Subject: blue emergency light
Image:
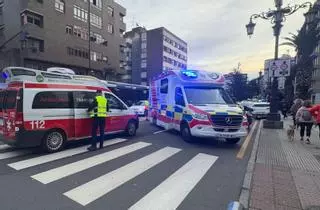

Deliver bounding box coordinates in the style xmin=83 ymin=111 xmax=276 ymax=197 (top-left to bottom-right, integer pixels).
xmin=2 ymin=72 xmax=9 ymax=79
xmin=181 ymin=70 xmax=198 ymax=78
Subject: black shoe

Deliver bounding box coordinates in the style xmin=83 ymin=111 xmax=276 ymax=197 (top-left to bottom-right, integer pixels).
xmin=87 ymin=146 xmax=97 ymax=151
xmin=99 ymin=144 xmax=103 ymax=149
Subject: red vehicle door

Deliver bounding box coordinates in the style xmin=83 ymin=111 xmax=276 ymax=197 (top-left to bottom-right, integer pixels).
xmin=105 ymin=93 xmax=126 ymax=132
xmin=2 ymin=88 xmax=20 ymax=140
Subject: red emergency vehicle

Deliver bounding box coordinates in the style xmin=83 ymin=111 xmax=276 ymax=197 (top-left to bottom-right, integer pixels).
xmin=0 ymin=67 xmax=139 ymax=152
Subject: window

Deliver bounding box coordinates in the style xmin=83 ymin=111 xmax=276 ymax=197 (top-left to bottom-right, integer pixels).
xmin=66 ymin=26 xmax=73 ymax=34
xmin=3 ymin=90 xmax=17 ymax=109
xmin=184 ymin=87 xmax=234 ymax=105
xmin=141 ymin=72 xmax=147 ymax=78
xmin=141 ymin=53 xmax=147 ymax=59
xmin=22 ymin=12 xmax=43 ymax=28
xmin=27 ymin=38 xmax=44 ymax=52
xmin=107 ymin=6 xmax=114 ymax=17
xmin=92 ymin=33 xmax=105 ymax=44
xmin=32 ymin=91 xmax=72 ymax=109
xmin=175 ymin=87 xmax=185 ymax=107
xmin=107 ymin=23 xmax=114 ymax=34
xmin=67 ymin=47 xmax=89 ymax=59
xmin=74 ymin=5 xmax=88 ymax=22
xmin=0 ymin=91 xmax=4 ymax=111
xmin=73 ymin=25 xmax=88 ymax=40
xmin=105 ymin=93 xmax=125 ymax=109
xmin=55 ymin=0 xmax=65 ymax=13
xmin=74 ymin=91 xmax=96 ymax=108
xmin=141 ymin=60 xmax=147 ymax=68
xmin=90 ymin=13 xmax=102 ymax=28
xmin=90 ymin=0 xmax=102 ymax=9
xmin=141 ymin=82 xmax=147 ymax=86
xmin=141 ymin=42 xmax=147 ymax=49
xmin=160 ymin=79 xmax=168 ymax=94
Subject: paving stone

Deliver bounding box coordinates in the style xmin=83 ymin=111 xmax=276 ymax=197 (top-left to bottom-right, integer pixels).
xmin=250 ymin=198 xmax=275 ymax=210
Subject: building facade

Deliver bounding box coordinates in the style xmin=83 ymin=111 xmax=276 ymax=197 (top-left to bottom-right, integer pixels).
xmin=0 ymin=0 xmax=126 ymax=80
xmin=124 ymin=27 xmax=187 ymax=85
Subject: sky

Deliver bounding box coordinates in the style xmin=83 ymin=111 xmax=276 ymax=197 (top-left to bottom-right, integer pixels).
xmin=116 ymin=0 xmax=316 ymax=79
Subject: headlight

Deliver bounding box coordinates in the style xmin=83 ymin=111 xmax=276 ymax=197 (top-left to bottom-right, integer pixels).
xmin=192 ymin=113 xmax=208 ymax=120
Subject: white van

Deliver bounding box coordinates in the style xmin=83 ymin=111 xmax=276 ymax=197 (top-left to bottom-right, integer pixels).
xmin=0 ymin=67 xmax=139 ymax=152
xmin=149 ymin=69 xmax=248 ymax=144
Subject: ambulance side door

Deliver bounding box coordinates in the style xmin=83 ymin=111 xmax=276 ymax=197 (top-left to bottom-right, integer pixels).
xmin=174 ymin=86 xmax=186 ymax=130
xmin=105 ymin=93 xmax=126 ymax=132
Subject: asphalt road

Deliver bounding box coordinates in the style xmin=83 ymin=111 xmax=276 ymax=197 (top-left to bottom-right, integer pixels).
xmin=0 ymin=120 xmax=254 ymax=210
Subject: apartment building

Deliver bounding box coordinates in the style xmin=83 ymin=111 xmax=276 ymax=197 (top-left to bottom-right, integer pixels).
xmin=124 ymin=27 xmax=187 ymax=85
xmin=0 ymin=0 xmax=126 ymax=80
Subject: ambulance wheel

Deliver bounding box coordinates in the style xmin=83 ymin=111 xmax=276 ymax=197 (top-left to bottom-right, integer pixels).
xmin=42 ymin=129 xmax=66 ymax=153
xmin=226 ymin=138 xmax=241 ymax=144
xmin=181 ymin=123 xmax=194 ymax=143
xmin=126 ymin=120 xmax=137 ymax=136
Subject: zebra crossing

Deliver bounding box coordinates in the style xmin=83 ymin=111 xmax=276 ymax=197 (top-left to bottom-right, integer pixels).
xmin=0 ymin=138 xmax=219 ymax=209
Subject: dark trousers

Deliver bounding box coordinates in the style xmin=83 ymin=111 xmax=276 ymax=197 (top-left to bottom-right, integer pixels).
xmin=91 ymin=117 xmax=106 ymax=147
xmin=299 ymin=122 xmax=313 ymax=138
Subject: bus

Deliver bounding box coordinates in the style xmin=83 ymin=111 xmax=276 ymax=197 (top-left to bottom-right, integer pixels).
xmin=103 ymin=81 xmax=149 ymax=106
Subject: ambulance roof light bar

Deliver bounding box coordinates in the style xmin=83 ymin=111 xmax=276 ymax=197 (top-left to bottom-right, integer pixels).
xmin=2 ymin=67 xmax=108 ymax=88
xmin=181 ymin=69 xmax=198 ymax=78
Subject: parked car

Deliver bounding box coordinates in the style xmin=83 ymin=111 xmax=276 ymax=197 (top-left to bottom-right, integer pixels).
xmin=129 ymin=100 xmax=148 ymax=116
xmin=249 ymin=102 xmax=270 ymax=119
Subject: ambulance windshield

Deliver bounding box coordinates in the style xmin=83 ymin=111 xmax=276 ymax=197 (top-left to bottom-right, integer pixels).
xmin=184 ymin=87 xmax=234 ymax=105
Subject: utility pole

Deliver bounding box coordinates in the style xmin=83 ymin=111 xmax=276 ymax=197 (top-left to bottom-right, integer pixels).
xmin=88 ymin=0 xmax=91 ymax=74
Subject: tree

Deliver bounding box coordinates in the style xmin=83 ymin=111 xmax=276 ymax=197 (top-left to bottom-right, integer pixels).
xmin=281 ymin=20 xmax=320 ymax=99
xmin=226 ymin=69 xmax=249 ymax=101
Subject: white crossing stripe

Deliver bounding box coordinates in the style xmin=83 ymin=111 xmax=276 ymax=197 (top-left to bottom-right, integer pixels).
xmin=0 ymin=144 xmax=10 ymax=151
xmin=63 ymin=147 xmax=181 ymax=206
xmin=129 ymin=153 xmax=218 ymax=210
xmin=8 ymin=138 xmax=128 ymax=170
xmin=0 ymin=150 xmax=31 ymax=160
xmin=31 ymin=142 xmax=151 ymax=184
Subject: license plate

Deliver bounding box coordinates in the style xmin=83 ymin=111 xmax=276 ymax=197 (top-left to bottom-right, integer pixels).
xmin=217 ymin=133 xmax=234 ymax=138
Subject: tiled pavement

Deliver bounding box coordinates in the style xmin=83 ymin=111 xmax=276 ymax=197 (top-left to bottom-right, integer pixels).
xmin=249 ymin=118 xmax=320 ymax=210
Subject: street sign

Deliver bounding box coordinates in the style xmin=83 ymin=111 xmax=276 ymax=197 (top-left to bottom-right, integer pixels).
xmin=268 ymin=59 xmax=291 ymax=77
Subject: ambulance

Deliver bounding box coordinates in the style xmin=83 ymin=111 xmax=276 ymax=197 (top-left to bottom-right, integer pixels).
xmin=0 ymin=67 xmax=139 ymax=152
xmin=149 ymin=69 xmax=248 ymax=144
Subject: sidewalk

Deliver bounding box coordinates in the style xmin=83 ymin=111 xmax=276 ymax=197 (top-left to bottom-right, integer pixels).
xmin=249 ymin=118 xmax=320 ymax=210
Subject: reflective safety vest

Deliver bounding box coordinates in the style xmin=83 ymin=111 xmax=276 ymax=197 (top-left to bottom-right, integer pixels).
xmin=145 ymin=100 xmax=149 ymax=110
xmin=90 ymin=96 xmax=108 ymax=118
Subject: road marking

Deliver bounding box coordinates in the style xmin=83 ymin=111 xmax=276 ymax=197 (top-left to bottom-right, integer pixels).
xmin=0 ymin=144 xmax=10 ymax=151
xmin=153 ymin=130 xmax=167 ymax=134
xmin=236 ymin=121 xmax=260 ymax=159
xmin=0 ymin=150 xmax=31 ymax=160
xmin=8 ymin=138 xmax=128 ymax=170
xmin=63 ymin=147 xmax=181 ymax=206
xmin=129 ymin=153 xmax=218 ymax=210
xmin=31 ymin=142 xmax=151 ymax=184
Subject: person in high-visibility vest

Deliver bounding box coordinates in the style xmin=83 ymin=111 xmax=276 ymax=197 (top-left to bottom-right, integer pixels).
xmin=144 ymin=100 xmax=149 ymax=118
xmin=87 ymin=90 xmax=109 ymax=151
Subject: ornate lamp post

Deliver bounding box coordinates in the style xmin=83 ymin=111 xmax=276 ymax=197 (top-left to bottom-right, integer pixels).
xmin=246 ymin=0 xmax=315 ymax=129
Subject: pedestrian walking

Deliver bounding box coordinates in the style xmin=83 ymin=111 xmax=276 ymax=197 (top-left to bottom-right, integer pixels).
xmin=281 ymin=99 xmax=288 ymax=119
xmin=296 ymin=100 xmax=313 ymax=144
xmin=290 ymin=98 xmax=303 ymax=128
xmin=87 ymin=90 xmax=109 ymax=151
xmin=310 ymin=103 xmax=320 ymax=138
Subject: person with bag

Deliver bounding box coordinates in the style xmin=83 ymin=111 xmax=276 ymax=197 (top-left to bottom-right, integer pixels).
xmin=290 ymin=98 xmax=303 ymax=128
xmin=310 ymin=103 xmax=320 ymax=138
xmin=296 ymin=100 xmax=313 ymax=144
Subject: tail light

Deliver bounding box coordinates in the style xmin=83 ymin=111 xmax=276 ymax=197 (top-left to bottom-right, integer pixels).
xmin=242 ymin=115 xmax=248 ymax=127
xmin=15 ymin=112 xmax=23 ymax=127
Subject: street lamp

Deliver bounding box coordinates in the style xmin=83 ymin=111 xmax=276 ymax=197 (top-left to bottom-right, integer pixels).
xmin=246 ymin=1 xmax=314 ymax=129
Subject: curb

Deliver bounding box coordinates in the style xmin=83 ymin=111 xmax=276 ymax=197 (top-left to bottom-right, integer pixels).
xmin=227 ymin=120 xmax=262 ymax=210
xmin=239 ymin=120 xmax=262 ymax=209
